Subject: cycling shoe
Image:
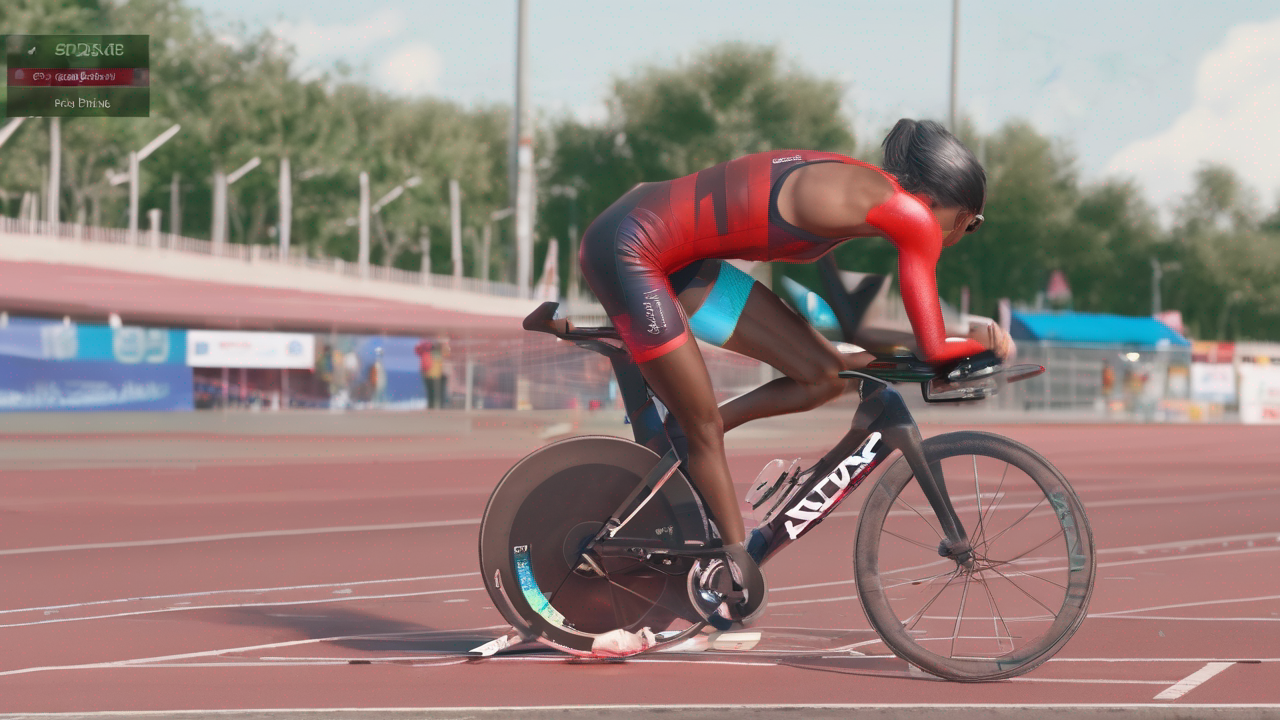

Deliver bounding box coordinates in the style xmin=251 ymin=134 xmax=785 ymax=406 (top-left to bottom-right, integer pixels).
xmin=701 ymin=542 xmax=767 ymax=629
xmin=590 ymin=627 xmax=656 ymax=657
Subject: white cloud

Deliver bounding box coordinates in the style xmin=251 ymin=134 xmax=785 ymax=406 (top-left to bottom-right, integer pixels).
xmin=570 ymin=100 xmax=608 ymax=125
xmin=1105 ymin=16 xmax=1280 ymax=212
xmin=273 ymin=8 xmax=406 ymax=68
xmin=374 ymin=42 xmax=444 ymax=96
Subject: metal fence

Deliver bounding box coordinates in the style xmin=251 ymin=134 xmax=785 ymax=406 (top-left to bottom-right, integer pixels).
xmin=0 ymin=216 xmax=530 ymax=299
xmin=427 ymin=334 xmax=772 ymax=411
xmin=441 ymin=336 xmax=1201 ymax=420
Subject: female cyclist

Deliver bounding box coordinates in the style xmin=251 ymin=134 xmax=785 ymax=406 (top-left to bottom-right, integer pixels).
xmin=577 ymin=119 xmax=1012 ymax=627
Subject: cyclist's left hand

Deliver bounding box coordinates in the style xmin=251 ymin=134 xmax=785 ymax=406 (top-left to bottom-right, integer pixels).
xmin=967 ymin=320 xmax=1013 ymax=360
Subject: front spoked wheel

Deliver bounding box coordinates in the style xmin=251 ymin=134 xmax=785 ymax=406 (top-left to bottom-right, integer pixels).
xmin=855 ymin=431 xmax=1095 ymax=681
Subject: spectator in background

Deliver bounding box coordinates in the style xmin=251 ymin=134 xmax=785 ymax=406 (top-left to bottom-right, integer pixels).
xmin=370 ymin=347 xmax=387 ymax=407
xmin=415 ymin=339 xmax=434 ymax=409
xmin=328 ymin=344 xmax=349 ymax=410
xmin=428 ymin=337 xmax=451 ymax=408
xmin=343 ymin=347 xmax=360 ymax=403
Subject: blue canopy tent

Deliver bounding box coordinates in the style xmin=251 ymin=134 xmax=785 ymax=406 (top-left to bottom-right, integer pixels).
xmin=1011 ymin=311 xmax=1189 ymax=347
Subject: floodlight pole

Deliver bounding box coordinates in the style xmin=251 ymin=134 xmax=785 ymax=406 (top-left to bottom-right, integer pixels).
xmin=170 ymin=173 xmax=181 ymax=236
xmin=949 ymin=0 xmax=960 ymax=132
xmin=355 ymin=174 xmax=421 ymax=277
xmin=483 ymin=207 xmax=514 ymax=286
xmin=128 ymin=124 xmax=181 ymax=244
xmin=212 ymin=155 xmax=260 ymax=251
xmin=513 ymin=0 xmax=535 ymax=297
xmin=549 ymin=185 xmax=579 ymax=299
xmin=279 ymin=158 xmax=292 ymax=260
xmin=47 ymin=118 xmax=60 ymax=225
xmin=211 ymin=171 xmax=227 ymax=252
xmin=0 ymin=118 xmax=25 ymax=151
xmin=358 ymin=172 xmax=371 ymax=277
xmin=450 ymin=179 xmax=463 ymax=283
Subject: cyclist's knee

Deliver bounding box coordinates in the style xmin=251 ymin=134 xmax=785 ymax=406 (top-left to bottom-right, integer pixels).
xmin=680 ymin=414 xmax=725 ymax=448
xmin=794 ymin=355 xmax=844 ymax=406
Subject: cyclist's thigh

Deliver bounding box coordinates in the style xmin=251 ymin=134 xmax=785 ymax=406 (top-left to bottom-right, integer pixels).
xmin=671 ymin=260 xmax=755 ymax=349
xmin=580 ymin=206 xmax=691 ymax=364
xmin=717 ymin=272 xmax=847 ymax=381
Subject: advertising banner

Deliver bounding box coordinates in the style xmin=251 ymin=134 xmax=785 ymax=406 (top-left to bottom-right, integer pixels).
xmin=1239 ymin=363 xmax=1280 ymax=425
xmin=1190 ymin=363 xmax=1237 ymax=403
xmin=187 ymin=330 xmax=315 ymax=369
xmin=0 ymin=316 xmax=59 ymax=359
xmin=1192 ymin=341 xmax=1235 ymax=364
xmin=0 ymin=316 xmax=185 ymax=364
xmin=0 ymin=355 xmax=193 ymax=412
xmin=77 ymin=325 xmax=186 ymax=364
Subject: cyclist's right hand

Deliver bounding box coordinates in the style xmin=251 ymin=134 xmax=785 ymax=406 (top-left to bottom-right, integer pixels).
xmin=966 ymin=320 xmax=1013 ymax=360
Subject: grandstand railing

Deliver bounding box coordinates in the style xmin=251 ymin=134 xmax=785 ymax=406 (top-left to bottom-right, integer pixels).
xmin=0 ymin=216 xmax=545 ymax=301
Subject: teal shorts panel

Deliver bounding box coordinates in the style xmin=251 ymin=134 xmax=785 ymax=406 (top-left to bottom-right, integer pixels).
xmin=688 ymin=262 xmax=756 ymax=346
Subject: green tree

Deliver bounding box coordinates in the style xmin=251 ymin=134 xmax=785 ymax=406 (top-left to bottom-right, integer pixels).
xmin=927 ymin=120 xmax=1078 ymax=317
xmin=1064 ymin=180 xmax=1161 ymax=315
xmin=1169 ymin=164 xmax=1280 ymax=339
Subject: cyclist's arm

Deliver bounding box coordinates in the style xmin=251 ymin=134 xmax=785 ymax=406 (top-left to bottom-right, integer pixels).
xmin=864 ymin=192 xmax=986 ymax=365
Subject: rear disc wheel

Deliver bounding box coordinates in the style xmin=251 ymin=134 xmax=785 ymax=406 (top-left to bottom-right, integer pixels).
xmin=478 ymin=436 xmax=710 ymax=655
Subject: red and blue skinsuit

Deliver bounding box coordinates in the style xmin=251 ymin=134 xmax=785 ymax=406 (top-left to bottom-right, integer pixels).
xmin=578 ymin=150 xmax=985 ymax=364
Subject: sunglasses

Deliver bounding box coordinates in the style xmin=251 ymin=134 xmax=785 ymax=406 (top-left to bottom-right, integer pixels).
xmin=942 ymin=213 xmax=984 ymax=235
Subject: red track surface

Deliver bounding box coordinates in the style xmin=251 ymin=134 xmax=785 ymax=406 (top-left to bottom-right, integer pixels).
xmin=1 ymin=422 xmax=1279 ymax=712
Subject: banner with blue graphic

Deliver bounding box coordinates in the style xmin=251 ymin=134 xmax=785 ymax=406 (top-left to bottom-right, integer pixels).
xmin=0 ymin=316 xmax=185 ymax=364
xmin=0 ymin=355 xmax=194 ymax=412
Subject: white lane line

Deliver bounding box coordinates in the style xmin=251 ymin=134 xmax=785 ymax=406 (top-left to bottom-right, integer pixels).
xmin=778 ymin=559 xmax=952 ymax=596
xmin=1089 ymin=615 xmax=1280 ymax=623
xmin=1011 ymin=545 xmax=1280 ymax=579
xmin=0 ymin=572 xmax=479 ymax=616
xmin=829 ymin=488 xmax=1280 ymax=525
xmin=1097 ymin=532 xmax=1280 ymax=556
xmin=1010 ymin=678 xmax=1175 ymax=685
xmin=1049 ymin=657 xmax=1279 ymax=662
xmin=806 ymin=549 xmax=1280 ymax=611
xmin=1091 ymin=593 xmax=1280 ymax=618
xmin=3 ymin=704 xmax=1280 ymax=716
xmin=0 ymin=587 xmax=484 ymax=629
xmin=0 ymin=519 xmax=480 ymax=557
xmin=772 ymin=594 xmax=859 ymax=608
xmin=0 ymin=625 xmax=495 ymax=677
xmin=1153 ymin=662 xmax=1234 ymax=700
xmin=629 ymin=659 xmax=778 ymax=667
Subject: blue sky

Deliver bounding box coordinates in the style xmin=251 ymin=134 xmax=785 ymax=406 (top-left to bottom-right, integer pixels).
xmin=192 ymin=0 xmax=1280 ymax=215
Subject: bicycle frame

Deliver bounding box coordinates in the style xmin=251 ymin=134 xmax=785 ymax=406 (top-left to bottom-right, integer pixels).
xmin=550 ymin=319 xmax=973 ymax=568
xmin=753 ymin=377 xmax=972 ymax=566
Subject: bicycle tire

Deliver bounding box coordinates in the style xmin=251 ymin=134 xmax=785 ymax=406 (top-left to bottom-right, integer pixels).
xmin=478 ymin=435 xmax=711 ymax=655
xmin=855 ymin=431 xmax=1095 ymax=681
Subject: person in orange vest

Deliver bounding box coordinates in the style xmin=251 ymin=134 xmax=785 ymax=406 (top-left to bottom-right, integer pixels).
xmin=415 ymin=339 xmax=435 ymax=408
xmin=370 ymin=347 xmax=387 ymax=407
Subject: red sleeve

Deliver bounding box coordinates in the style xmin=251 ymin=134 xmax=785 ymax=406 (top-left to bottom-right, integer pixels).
xmin=864 ymin=192 xmax=986 ymax=365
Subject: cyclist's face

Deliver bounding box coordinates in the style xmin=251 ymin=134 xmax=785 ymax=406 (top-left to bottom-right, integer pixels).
xmin=941 ymin=208 xmax=983 ymax=247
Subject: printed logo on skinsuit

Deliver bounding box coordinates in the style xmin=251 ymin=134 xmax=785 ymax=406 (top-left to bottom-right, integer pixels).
xmin=642 ymin=289 xmax=668 ymax=335
xmin=772 ymin=155 xmax=803 ymax=164
xmin=783 ymin=433 xmax=881 ymax=539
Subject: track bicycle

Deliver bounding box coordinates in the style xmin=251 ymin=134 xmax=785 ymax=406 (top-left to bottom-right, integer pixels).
xmin=475 ymin=302 xmax=1095 ymax=681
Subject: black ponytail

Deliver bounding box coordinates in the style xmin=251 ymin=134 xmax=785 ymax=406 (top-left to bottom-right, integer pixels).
xmin=881 ymin=119 xmax=985 ymax=215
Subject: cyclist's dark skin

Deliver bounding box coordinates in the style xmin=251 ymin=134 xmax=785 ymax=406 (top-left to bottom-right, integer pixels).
xmin=638 ymin=163 xmax=1009 ymax=546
